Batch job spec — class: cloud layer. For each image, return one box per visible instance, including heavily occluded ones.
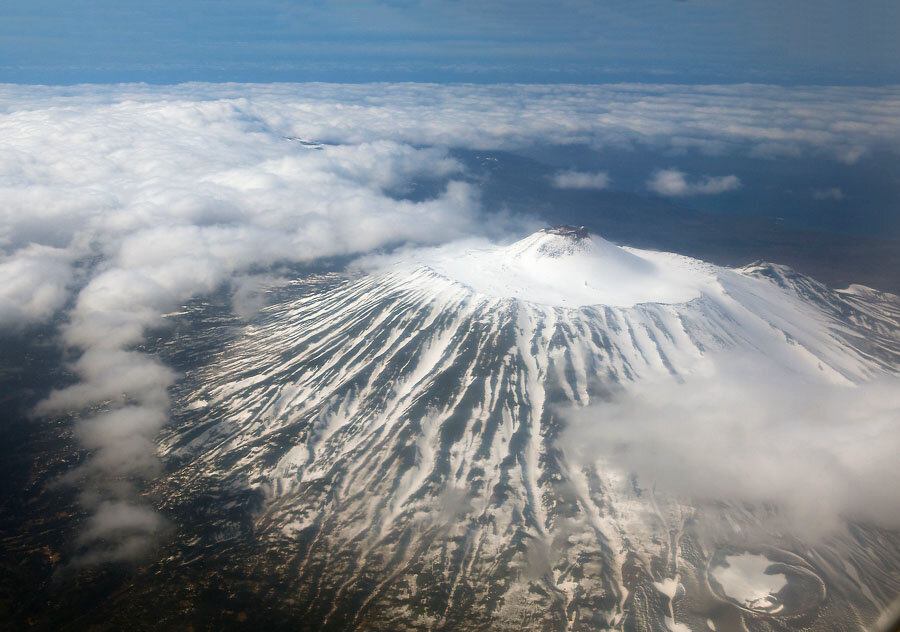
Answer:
[3,83,900,162]
[2,81,899,563]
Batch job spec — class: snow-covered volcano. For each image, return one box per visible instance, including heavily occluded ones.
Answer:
[155,228,900,631]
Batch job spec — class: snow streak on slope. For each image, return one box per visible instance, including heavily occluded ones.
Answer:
[157,230,900,631]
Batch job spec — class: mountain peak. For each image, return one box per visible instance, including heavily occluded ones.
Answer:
[543,224,590,240]
[399,230,718,308]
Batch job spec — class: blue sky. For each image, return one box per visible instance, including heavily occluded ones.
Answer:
[1,0,898,85]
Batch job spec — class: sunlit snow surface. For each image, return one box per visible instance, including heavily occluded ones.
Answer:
[367,230,714,307]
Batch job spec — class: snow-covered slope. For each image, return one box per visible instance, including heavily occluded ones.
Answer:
[155,228,900,631]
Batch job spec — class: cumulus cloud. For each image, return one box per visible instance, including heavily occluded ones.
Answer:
[0,244,75,329]
[560,355,900,539]
[646,168,741,196]
[551,170,611,190]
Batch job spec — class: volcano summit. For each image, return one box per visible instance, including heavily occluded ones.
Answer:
[398,226,714,308]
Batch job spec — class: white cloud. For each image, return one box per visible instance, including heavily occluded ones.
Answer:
[73,501,168,566]
[38,350,176,417]
[0,244,74,329]
[551,170,611,190]
[812,186,845,200]
[229,273,292,320]
[560,356,900,539]
[3,83,899,161]
[646,168,741,196]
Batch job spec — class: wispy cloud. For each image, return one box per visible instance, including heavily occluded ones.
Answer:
[646,168,741,196]
[551,170,611,190]
[811,186,845,200]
